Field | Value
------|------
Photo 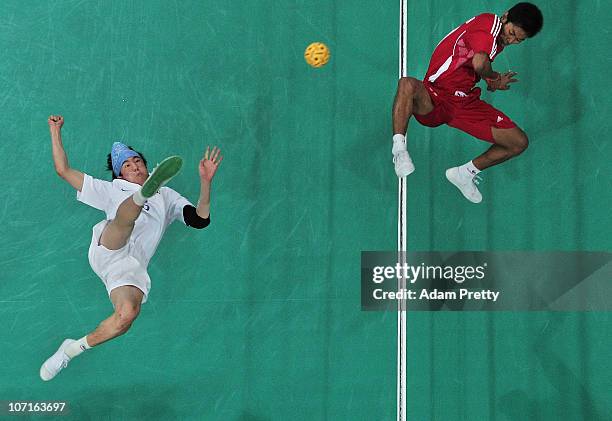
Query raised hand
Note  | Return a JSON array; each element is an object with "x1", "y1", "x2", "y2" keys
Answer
[
  {"x1": 199, "y1": 146, "x2": 223, "y2": 183},
  {"x1": 48, "y1": 115, "x2": 64, "y2": 130}
]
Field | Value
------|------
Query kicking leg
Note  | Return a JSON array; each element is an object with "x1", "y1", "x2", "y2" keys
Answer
[
  {"x1": 391, "y1": 77, "x2": 434, "y2": 177},
  {"x1": 99, "y1": 196, "x2": 144, "y2": 250},
  {"x1": 100, "y1": 155, "x2": 185, "y2": 250}
]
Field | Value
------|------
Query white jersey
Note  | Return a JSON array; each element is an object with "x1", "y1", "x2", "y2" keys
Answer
[{"x1": 77, "y1": 174, "x2": 192, "y2": 266}]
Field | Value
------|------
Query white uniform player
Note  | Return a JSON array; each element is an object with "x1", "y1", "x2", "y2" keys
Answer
[
  {"x1": 79, "y1": 173, "x2": 191, "y2": 303},
  {"x1": 40, "y1": 115, "x2": 223, "y2": 381}
]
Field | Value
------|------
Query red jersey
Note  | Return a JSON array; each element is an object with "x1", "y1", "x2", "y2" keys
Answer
[{"x1": 424, "y1": 13, "x2": 505, "y2": 95}]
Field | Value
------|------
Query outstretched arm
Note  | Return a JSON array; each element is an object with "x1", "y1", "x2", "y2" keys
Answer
[
  {"x1": 472, "y1": 53, "x2": 518, "y2": 91},
  {"x1": 196, "y1": 146, "x2": 223, "y2": 219},
  {"x1": 49, "y1": 115, "x2": 84, "y2": 191}
]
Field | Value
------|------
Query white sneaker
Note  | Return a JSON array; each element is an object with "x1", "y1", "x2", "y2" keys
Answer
[
  {"x1": 393, "y1": 151, "x2": 415, "y2": 177},
  {"x1": 445, "y1": 167, "x2": 483, "y2": 203},
  {"x1": 40, "y1": 339, "x2": 74, "y2": 381},
  {"x1": 392, "y1": 138, "x2": 415, "y2": 177}
]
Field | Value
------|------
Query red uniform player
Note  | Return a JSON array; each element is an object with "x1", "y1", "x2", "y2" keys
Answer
[{"x1": 392, "y1": 2, "x2": 543, "y2": 203}]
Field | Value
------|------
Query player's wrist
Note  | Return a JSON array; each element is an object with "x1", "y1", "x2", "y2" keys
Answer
[{"x1": 484, "y1": 72, "x2": 501, "y2": 83}]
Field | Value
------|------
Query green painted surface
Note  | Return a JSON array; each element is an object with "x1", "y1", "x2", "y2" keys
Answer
[{"x1": 0, "y1": 1, "x2": 609, "y2": 420}]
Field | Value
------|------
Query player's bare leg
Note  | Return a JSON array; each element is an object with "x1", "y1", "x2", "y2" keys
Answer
[
  {"x1": 87, "y1": 286, "x2": 144, "y2": 346},
  {"x1": 446, "y1": 127, "x2": 529, "y2": 203},
  {"x1": 392, "y1": 77, "x2": 435, "y2": 134},
  {"x1": 40, "y1": 286, "x2": 143, "y2": 381},
  {"x1": 99, "y1": 197, "x2": 143, "y2": 250},
  {"x1": 391, "y1": 77, "x2": 435, "y2": 177},
  {"x1": 40, "y1": 214, "x2": 143, "y2": 381},
  {"x1": 473, "y1": 126, "x2": 529, "y2": 170}
]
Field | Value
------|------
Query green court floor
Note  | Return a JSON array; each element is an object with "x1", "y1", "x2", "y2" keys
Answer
[{"x1": 0, "y1": 1, "x2": 610, "y2": 420}]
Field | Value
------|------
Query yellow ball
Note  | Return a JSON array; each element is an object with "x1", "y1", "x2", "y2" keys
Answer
[{"x1": 304, "y1": 42, "x2": 330, "y2": 68}]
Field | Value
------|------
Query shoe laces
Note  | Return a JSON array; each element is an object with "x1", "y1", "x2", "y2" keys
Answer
[{"x1": 472, "y1": 174, "x2": 483, "y2": 186}]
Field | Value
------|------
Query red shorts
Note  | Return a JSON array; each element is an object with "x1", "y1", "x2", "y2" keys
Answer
[{"x1": 414, "y1": 83, "x2": 516, "y2": 143}]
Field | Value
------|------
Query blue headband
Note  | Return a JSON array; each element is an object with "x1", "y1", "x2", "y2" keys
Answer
[{"x1": 111, "y1": 142, "x2": 141, "y2": 177}]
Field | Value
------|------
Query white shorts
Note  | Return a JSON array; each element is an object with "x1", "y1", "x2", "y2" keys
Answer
[{"x1": 88, "y1": 220, "x2": 151, "y2": 303}]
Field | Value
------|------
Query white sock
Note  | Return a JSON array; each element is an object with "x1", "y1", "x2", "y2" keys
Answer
[
  {"x1": 458, "y1": 160, "x2": 481, "y2": 178},
  {"x1": 132, "y1": 190, "x2": 146, "y2": 206},
  {"x1": 392, "y1": 134, "x2": 407, "y2": 155},
  {"x1": 65, "y1": 336, "x2": 91, "y2": 359}
]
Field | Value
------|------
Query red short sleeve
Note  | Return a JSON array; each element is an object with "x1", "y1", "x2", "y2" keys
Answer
[{"x1": 464, "y1": 30, "x2": 496, "y2": 58}]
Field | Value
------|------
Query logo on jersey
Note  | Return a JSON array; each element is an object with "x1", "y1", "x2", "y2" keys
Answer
[
  {"x1": 143, "y1": 204, "x2": 150, "y2": 211},
  {"x1": 496, "y1": 116, "x2": 503, "y2": 123}
]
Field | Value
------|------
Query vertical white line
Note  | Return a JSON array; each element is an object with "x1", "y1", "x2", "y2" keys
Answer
[
  {"x1": 397, "y1": 0, "x2": 408, "y2": 420},
  {"x1": 397, "y1": 180, "x2": 407, "y2": 421}
]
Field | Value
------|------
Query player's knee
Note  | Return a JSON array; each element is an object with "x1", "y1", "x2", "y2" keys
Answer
[
  {"x1": 398, "y1": 77, "x2": 418, "y2": 98},
  {"x1": 510, "y1": 131, "x2": 529, "y2": 156},
  {"x1": 115, "y1": 303, "x2": 140, "y2": 329}
]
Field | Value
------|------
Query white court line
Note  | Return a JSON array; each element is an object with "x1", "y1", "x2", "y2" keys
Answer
[{"x1": 397, "y1": 1, "x2": 408, "y2": 420}]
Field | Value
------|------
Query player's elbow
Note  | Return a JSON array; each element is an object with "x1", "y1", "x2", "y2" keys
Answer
[
  {"x1": 189, "y1": 218, "x2": 210, "y2": 230},
  {"x1": 183, "y1": 205, "x2": 211, "y2": 229},
  {"x1": 473, "y1": 62, "x2": 485, "y2": 76},
  {"x1": 55, "y1": 166, "x2": 68, "y2": 179}
]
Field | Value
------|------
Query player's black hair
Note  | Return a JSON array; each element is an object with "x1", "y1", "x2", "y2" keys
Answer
[
  {"x1": 106, "y1": 146, "x2": 147, "y2": 180},
  {"x1": 507, "y1": 2, "x2": 543, "y2": 37}
]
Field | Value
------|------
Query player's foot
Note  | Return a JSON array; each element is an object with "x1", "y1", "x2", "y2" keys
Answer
[
  {"x1": 40, "y1": 339, "x2": 74, "y2": 381},
  {"x1": 445, "y1": 167, "x2": 482, "y2": 203},
  {"x1": 392, "y1": 138, "x2": 415, "y2": 177},
  {"x1": 141, "y1": 156, "x2": 183, "y2": 198},
  {"x1": 393, "y1": 151, "x2": 415, "y2": 177}
]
